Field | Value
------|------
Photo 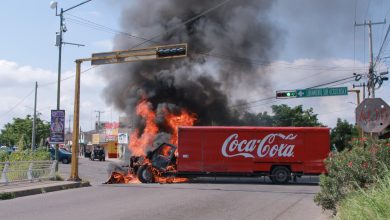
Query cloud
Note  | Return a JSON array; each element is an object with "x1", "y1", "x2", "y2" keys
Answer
[
  {"x1": 0, "y1": 60, "x2": 120, "y2": 131},
  {"x1": 0, "y1": 60, "x2": 52, "y2": 87},
  {"x1": 92, "y1": 40, "x2": 113, "y2": 51}
]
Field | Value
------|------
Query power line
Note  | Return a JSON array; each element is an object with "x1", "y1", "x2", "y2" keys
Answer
[
  {"x1": 0, "y1": 89, "x2": 35, "y2": 119},
  {"x1": 66, "y1": 15, "x2": 149, "y2": 42},
  {"x1": 40, "y1": 66, "x2": 98, "y2": 87},
  {"x1": 235, "y1": 75, "x2": 358, "y2": 110},
  {"x1": 307, "y1": 76, "x2": 355, "y2": 89},
  {"x1": 129, "y1": 0, "x2": 233, "y2": 49},
  {"x1": 66, "y1": 12, "x2": 368, "y2": 72},
  {"x1": 196, "y1": 51, "x2": 365, "y2": 71},
  {"x1": 231, "y1": 97, "x2": 274, "y2": 108},
  {"x1": 64, "y1": 3, "x2": 363, "y2": 113},
  {"x1": 374, "y1": 24, "x2": 390, "y2": 67}
]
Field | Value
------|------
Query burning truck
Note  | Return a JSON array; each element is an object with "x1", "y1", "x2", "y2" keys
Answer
[
  {"x1": 108, "y1": 125, "x2": 330, "y2": 184},
  {"x1": 103, "y1": 0, "x2": 329, "y2": 185}
]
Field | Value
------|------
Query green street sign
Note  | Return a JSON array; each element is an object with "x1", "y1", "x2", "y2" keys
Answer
[{"x1": 296, "y1": 87, "x2": 348, "y2": 98}]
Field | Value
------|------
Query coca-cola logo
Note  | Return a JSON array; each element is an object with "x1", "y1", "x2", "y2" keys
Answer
[{"x1": 221, "y1": 133, "x2": 297, "y2": 158}]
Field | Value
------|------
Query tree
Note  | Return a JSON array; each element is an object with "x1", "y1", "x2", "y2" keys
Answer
[
  {"x1": 271, "y1": 104, "x2": 322, "y2": 127},
  {"x1": 239, "y1": 104, "x2": 322, "y2": 127},
  {"x1": 0, "y1": 115, "x2": 50, "y2": 149},
  {"x1": 330, "y1": 118, "x2": 358, "y2": 152},
  {"x1": 256, "y1": 111, "x2": 274, "y2": 126}
]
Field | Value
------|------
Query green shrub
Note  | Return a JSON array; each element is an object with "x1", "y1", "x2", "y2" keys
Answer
[
  {"x1": 338, "y1": 174, "x2": 390, "y2": 220},
  {"x1": 0, "y1": 151, "x2": 9, "y2": 162},
  {"x1": 30, "y1": 149, "x2": 50, "y2": 161},
  {"x1": 314, "y1": 139, "x2": 390, "y2": 214},
  {"x1": 8, "y1": 149, "x2": 50, "y2": 162},
  {"x1": 0, "y1": 192, "x2": 15, "y2": 200}
]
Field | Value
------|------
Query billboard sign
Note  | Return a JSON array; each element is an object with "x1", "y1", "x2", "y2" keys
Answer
[
  {"x1": 118, "y1": 133, "x2": 129, "y2": 144},
  {"x1": 92, "y1": 134, "x2": 100, "y2": 145},
  {"x1": 50, "y1": 110, "x2": 65, "y2": 143},
  {"x1": 104, "y1": 122, "x2": 119, "y2": 141}
]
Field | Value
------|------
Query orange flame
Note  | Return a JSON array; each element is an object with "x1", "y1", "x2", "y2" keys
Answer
[
  {"x1": 165, "y1": 109, "x2": 197, "y2": 145},
  {"x1": 107, "y1": 172, "x2": 141, "y2": 184},
  {"x1": 128, "y1": 100, "x2": 196, "y2": 155},
  {"x1": 154, "y1": 176, "x2": 189, "y2": 183},
  {"x1": 128, "y1": 100, "x2": 158, "y2": 156},
  {"x1": 121, "y1": 99, "x2": 197, "y2": 184}
]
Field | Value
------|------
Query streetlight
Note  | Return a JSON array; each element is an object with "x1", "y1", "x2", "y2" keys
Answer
[{"x1": 50, "y1": 0, "x2": 91, "y2": 172}]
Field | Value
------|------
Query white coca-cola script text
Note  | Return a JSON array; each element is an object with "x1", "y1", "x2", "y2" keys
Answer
[{"x1": 221, "y1": 133, "x2": 297, "y2": 158}]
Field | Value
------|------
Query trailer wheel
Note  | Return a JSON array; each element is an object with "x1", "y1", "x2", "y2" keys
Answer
[
  {"x1": 137, "y1": 165, "x2": 154, "y2": 183},
  {"x1": 271, "y1": 166, "x2": 291, "y2": 184}
]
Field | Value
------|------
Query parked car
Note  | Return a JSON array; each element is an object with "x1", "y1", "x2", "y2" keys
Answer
[
  {"x1": 49, "y1": 147, "x2": 72, "y2": 164},
  {"x1": 90, "y1": 145, "x2": 105, "y2": 161},
  {"x1": 0, "y1": 146, "x2": 13, "y2": 154}
]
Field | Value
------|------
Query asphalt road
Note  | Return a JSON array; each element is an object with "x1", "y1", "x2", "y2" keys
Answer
[
  {"x1": 0, "y1": 180, "x2": 327, "y2": 220},
  {"x1": 59, "y1": 157, "x2": 119, "y2": 185},
  {"x1": 7, "y1": 158, "x2": 328, "y2": 219}
]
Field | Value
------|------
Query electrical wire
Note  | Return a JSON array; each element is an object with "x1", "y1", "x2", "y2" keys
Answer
[
  {"x1": 307, "y1": 76, "x2": 355, "y2": 89},
  {"x1": 233, "y1": 75, "x2": 358, "y2": 110},
  {"x1": 0, "y1": 89, "x2": 35, "y2": 119},
  {"x1": 129, "y1": 0, "x2": 233, "y2": 49},
  {"x1": 66, "y1": 14, "x2": 150, "y2": 42},
  {"x1": 64, "y1": 3, "x2": 364, "y2": 113},
  {"x1": 39, "y1": 66, "x2": 98, "y2": 87},
  {"x1": 66, "y1": 13, "x2": 367, "y2": 71},
  {"x1": 374, "y1": 24, "x2": 390, "y2": 68}
]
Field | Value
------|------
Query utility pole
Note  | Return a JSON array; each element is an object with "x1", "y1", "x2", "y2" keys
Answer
[
  {"x1": 95, "y1": 110, "x2": 104, "y2": 131},
  {"x1": 349, "y1": 89, "x2": 363, "y2": 139},
  {"x1": 68, "y1": 115, "x2": 72, "y2": 134},
  {"x1": 50, "y1": 0, "x2": 90, "y2": 172},
  {"x1": 353, "y1": 82, "x2": 366, "y2": 100},
  {"x1": 355, "y1": 20, "x2": 386, "y2": 98},
  {"x1": 31, "y1": 82, "x2": 38, "y2": 151}
]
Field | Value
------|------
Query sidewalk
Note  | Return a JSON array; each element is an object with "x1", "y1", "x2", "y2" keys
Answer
[{"x1": 0, "y1": 180, "x2": 90, "y2": 199}]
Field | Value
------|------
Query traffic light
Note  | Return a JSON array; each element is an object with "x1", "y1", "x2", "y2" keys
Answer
[
  {"x1": 276, "y1": 90, "x2": 297, "y2": 99},
  {"x1": 156, "y1": 44, "x2": 187, "y2": 58}
]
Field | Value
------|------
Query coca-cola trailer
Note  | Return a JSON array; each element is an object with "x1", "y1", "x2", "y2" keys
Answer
[{"x1": 135, "y1": 126, "x2": 330, "y2": 184}]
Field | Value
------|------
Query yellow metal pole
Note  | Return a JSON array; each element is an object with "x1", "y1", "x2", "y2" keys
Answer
[{"x1": 69, "y1": 60, "x2": 82, "y2": 181}]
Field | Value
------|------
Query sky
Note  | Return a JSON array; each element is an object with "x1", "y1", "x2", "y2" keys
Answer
[{"x1": 0, "y1": 0, "x2": 390, "y2": 132}]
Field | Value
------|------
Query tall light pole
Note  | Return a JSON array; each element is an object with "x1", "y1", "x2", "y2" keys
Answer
[{"x1": 50, "y1": 0, "x2": 91, "y2": 172}]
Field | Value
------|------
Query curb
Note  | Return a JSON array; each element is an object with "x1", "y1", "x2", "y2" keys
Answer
[{"x1": 1, "y1": 181, "x2": 91, "y2": 199}]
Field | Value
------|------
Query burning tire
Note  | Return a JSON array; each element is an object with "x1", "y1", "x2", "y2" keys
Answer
[
  {"x1": 137, "y1": 164, "x2": 155, "y2": 183},
  {"x1": 270, "y1": 166, "x2": 291, "y2": 184}
]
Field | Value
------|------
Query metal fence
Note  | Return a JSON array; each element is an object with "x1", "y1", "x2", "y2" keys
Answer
[{"x1": 0, "y1": 160, "x2": 57, "y2": 185}]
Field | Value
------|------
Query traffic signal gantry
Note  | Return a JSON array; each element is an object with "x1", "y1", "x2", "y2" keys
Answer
[
  {"x1": 69, "y1": 43, "x2": 188, "y2": 181},
  {"x1": 276, "y1": 90, "x2": 297, "y2": 98}
]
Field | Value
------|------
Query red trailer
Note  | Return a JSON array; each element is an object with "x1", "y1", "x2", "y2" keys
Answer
[
  {"x1": 133, "y1": 126, "x2": 330, "y2": 184},
  {"x1": 176, "y1": 126, "x2": 330, "y2": 183}
]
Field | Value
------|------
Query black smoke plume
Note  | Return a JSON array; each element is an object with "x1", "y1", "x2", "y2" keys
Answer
[{"x1": 102, "y1": 0, "x2": 282, "y2": 136}]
